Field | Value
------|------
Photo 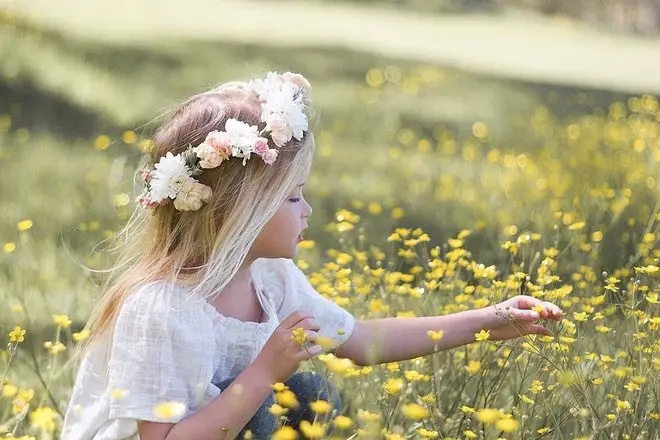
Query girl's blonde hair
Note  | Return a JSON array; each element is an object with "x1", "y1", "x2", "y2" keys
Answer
[{"x1": 70, "y1": 79, "x2": 315, "y2": 366}]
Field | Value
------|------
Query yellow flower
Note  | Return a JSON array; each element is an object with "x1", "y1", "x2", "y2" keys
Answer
[
  {"x1": 3, "y1": 242, "x2": 16, "y2": 253},
  {"x1": 12, "y1": 398, "x2": 29, "y2": 416},
  {"x1": 270, "y1": 384, "x2": 290, "y2": 395},
  {"x1": 474, "y1": 329, "x2": 490, "y2": 341},
  {"x1": 404, "y1": 370, "x2": 425, "y2": 381},
  {"x1": 2, "y1": 384, "x2": 18, "y2": 398},
  {"x1": 595, "y1": 325, "x2": 611, "y2": 333},
  {"x1": 153, "y1": 401, "x2": 186, "y2": 420},
  {"x1": 529, "y1": 380, "x2": 544, "y2": 394},
  {"x1": 18, "y1": 389, "x2": 34, "y2": 402},
  {"x1": 9, "y1": 326, "x2": 26, "y2": 343},
  {"x1": 332, "y1": 415, "x2": 354, "y2": 429},
  {"x1": 465, "y1": 360, "x2": 481, "y2": 375},
  {"x1": 272, "y1": 426, "x2": 299, "y2": 440},
  {"x1": 44, "y1": 341, "x2": 66, "y2": 355},
  {"x1": 427, "y1": 330, "x2": 444, "y2": 341},
  {"x1": 299, "y1": 420, "x2": 326, "y2": 439},
  {"x1": 448, "y1": 239, "x2": 463, "y2": 248},
  {"x1": 29, "y1": 407, "x2": 58, "y2": 432},
  {"x1": 391, "y1": 207, "x2": 405, "y2": 219},
  {"x1": 73, "y1": 329, "x2": 90, "y2": 342},
  {"x1": 53, "y1": 314, "x2": 72, "y2": 329},
  {"x1": 310, "y1": 400, "x2": 333, "y2": 414},
  {"x1": 476, "y1": 408, "x2": 501, "y2": 423},
  {"x1": 537, "y1": 427, "x2": 552, "y2": 435},
  {"x1": 322, "y1": 354, "x2": 355, "y2": 375},
  {"x1": 268, "y1": 404, "x2": 288, "y2": 416},
  {"x1": 460, "y1": 406, "x2": 476, "y2": 414},
  {"x1": 496, "y1": 418, "x2": 520, "y2": 432},
  {"x1": 298, "y1": 240, "x2": 316, "y2": 250},
  {"x1": 357, "y1": 409, "x2": 382, "y2": 423},
  {"x1": 463, "y1": 430, "x2": 478, "y2": 438},
  {"x1": 573, "y1": 312, "x2": 589, "y2": 322},
  {"x1": 275, "y1": 390, "x2": 300, "y2": 409},
  {"x1": 383, "y1": 378, "x2": 404, "y2": 395},
  {"x1": 291, "y1": 327, "x2": 308, "y2": 345},
  {"x1": 417, "y1": 428, "x2": 439, "y2": 438},
  {"x1": 10, "y1": 304, "x2": 24, "y2": 314},
  {"x1": 624, "y1": 382, "x2": 640, "y2": 392},
  {"x1": 17, "y1": 219, "x2": 33, "y2": 231},
  {"x1": 616, "y1": 400, "x2": 632, "y2": 413},
  {"x1": 400, "y1": 403, "x2": 429, "y2": 420}
]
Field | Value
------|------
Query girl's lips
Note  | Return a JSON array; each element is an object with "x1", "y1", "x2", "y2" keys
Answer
[{"x1": 297, "y1": 233, "x2": 303, "y2": 242}]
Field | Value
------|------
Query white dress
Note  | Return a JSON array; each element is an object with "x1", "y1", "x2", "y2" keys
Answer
[{"x1": 61, "y1": 258, "x2": 356, "y2": 440}]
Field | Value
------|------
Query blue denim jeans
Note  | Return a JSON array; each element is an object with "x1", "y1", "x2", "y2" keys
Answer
[{"x1": 212, "y1": 371, "x2": 342, "y2": 439}]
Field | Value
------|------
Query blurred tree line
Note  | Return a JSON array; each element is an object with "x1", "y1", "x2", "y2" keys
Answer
[{"x1": 322, "y1": 0, "x2": 660, "y2": 36}]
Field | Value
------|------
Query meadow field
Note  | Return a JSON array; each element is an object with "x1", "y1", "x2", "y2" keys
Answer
[{"x1": 0, "y1": 2, "x2": 658, "y2": 439}]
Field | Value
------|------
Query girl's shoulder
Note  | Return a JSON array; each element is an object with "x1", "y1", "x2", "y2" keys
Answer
[
  {"x1": 120, "y1": 280, "x2": 213, "y2": 322},
  {"x1": 252, "y1": 257, "x2": 298, "y2": 288}
]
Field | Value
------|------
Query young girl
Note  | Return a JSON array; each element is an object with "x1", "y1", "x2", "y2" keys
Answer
[{"x1": 61, "y1": 72, "x2": 563, "y2": 440}]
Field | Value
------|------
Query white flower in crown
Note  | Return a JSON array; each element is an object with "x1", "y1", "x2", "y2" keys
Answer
[
  {"x1": 249, "y1": 72, "x2": 309, "y2": 148},
  {"x1": 225, "y1": 119, "x2": 262, "y2": 165},
  {"x1": 149, "y1": 152, "x2": 191, "y2": 203}
]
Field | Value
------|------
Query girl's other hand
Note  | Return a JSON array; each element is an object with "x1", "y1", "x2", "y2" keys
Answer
[
  {"x1": 252, "y1": 311, "x2": 322, "y2": 384},
  {"x1": 484, "y1": 295, "x2": 563, "y2": 341}
]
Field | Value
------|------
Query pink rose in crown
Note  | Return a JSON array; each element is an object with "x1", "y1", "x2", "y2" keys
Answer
[
  {"x1": 205, "y1": 130, "x2": 231, "y2": 150},
  {"x1": 141, "y1": 169, "x2": 152, "y2": 183},
  {"x1": 263, "y1": 148, "x2": 278, "y2": 165},
  {"x1": 136, "y1": 193, "x2": 158, "y2": 209},
  {"x1": 253, "y1": 137, "x2": 269, "y2": 155}
]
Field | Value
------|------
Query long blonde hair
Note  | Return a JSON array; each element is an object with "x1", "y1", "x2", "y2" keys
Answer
[{"x1": 70, "y1": 79, "x2": 315, "y2": 366}]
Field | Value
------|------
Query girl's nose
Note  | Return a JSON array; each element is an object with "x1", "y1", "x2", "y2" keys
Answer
[{"x1": 303, "y1": 200, "x2": 312, "y2": 219}]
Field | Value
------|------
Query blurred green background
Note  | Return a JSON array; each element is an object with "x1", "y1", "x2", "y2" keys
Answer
[
  {"x1": 0, "y1": 1, "x2": 659, "y2": 436},
  {"x1": 1, "y1": 0, "x2": 659, "y2": 323}
]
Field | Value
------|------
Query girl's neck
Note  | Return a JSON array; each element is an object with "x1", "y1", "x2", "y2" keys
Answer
[{"x1": 208, "y1": 261, "x2": 265, "y2": 323}]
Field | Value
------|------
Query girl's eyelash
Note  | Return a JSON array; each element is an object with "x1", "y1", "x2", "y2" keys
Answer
[{"x1": 288, "y1": 197, "x2": 302, "y2": 203}]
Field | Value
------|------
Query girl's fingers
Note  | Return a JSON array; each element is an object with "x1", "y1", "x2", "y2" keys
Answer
[
  {"x1": 298, "y1": 344, "x2": 323, "y2": 361},
  {"x1": 525, "y1": 324, "x2": 551, "y2": 336},
  {"x1": 510, "y1": 308, "x2": 541, "y2": 321},
  {"x1": 543, "y1": 301, "x2": 563, "y2": 318},
  {"x1": 515, "y1": 296, "x2": 544, "y2": 310},
  {"x1": 304, "y1": 329, "x2": 318, "y2": 342}
]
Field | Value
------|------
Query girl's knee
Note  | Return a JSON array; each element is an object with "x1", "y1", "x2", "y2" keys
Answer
[{"x1": 288, "y1": 372, "x2": 341, "y2": 412}]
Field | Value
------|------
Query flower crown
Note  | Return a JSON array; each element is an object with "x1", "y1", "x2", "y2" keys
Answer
[{"x1": 136, "y1": 72, "x2": 312, "y2": 211}]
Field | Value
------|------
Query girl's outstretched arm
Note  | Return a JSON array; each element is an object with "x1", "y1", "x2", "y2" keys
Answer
[{"x1": 334, "y1": 295, "x2": 563, "y2": 366}]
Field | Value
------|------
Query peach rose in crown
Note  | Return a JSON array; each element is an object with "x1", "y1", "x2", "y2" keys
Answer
[
  {"x1": 266, "y1": 113, "x2": 292, "y2": 148},
  {"x1": 193, "y1": 142, "x2": 225, "y2": 168},
  {"x1": 173, "y1": 178, "x2": 212, "y2": 211},
  {"x1": 206, "y1": 130, "x2": 231, "y2": 150},
  {"x1": 281, "y1": 72, "x2": 312, "y2": 97}
]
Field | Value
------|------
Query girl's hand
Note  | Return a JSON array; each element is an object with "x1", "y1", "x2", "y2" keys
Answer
[
  {"x1": 253, "y1": 310, "x2": 323, "y2": 384},
  {"x1": 485, "y1": 295, "x2": 563, "y2": 341}
]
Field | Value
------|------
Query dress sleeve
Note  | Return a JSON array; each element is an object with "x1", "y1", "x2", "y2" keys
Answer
[
  {"x1": 107, "y1": 282, "x2": 215, "y2": 423},
  {"x1": 266, "y1": 258, "x2": 356, "y2": 351}
]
